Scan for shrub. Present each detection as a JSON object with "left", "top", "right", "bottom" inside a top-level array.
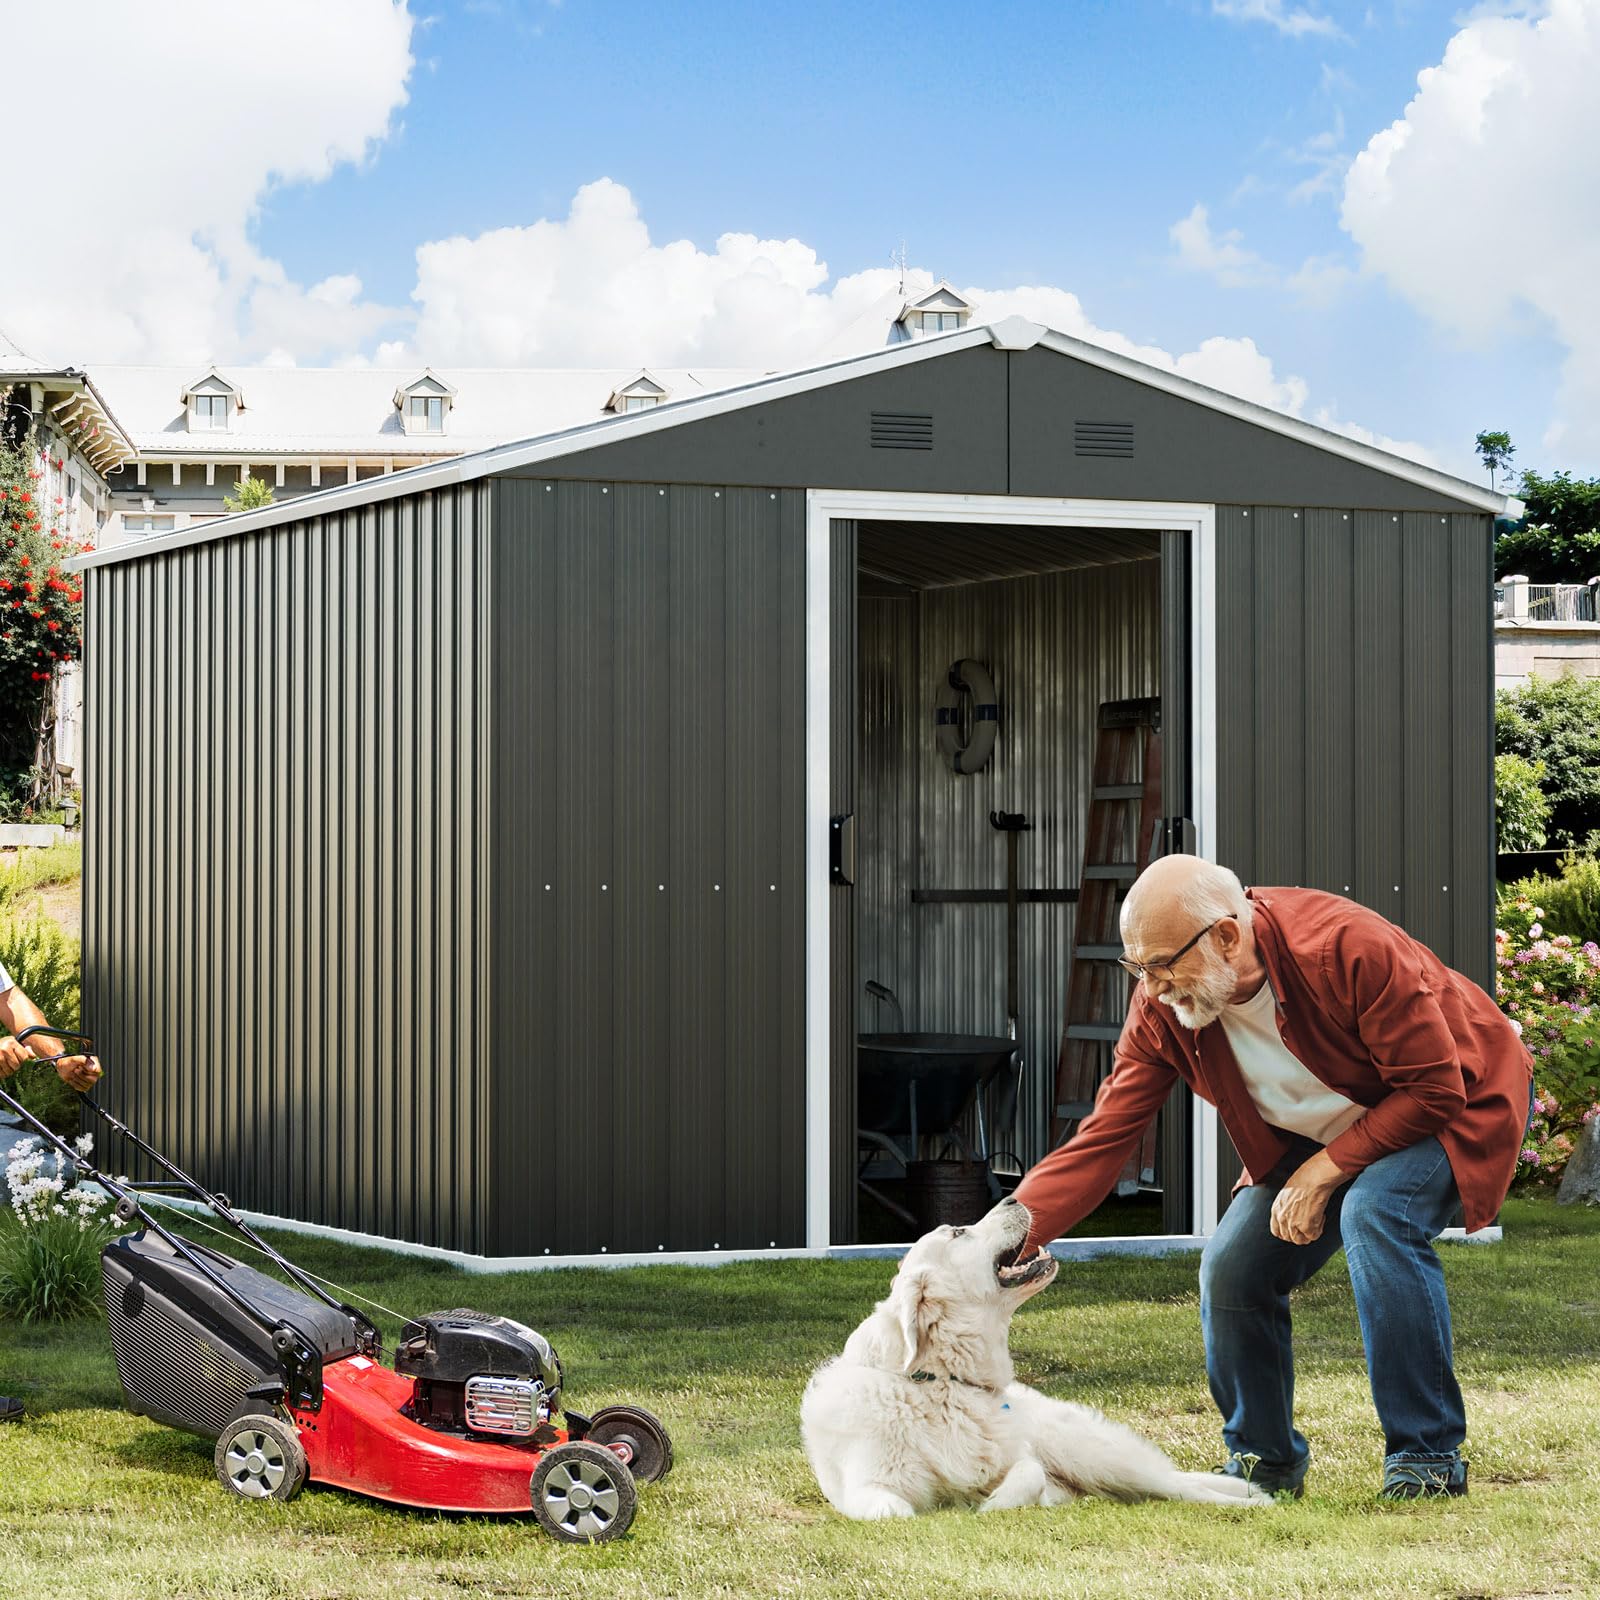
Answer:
[
  {"left": 1495, "top": 892, "right": 1600, "bottom": 1183},
  {"left": 1495, "top": 674, "right": 1600, "bottom": 849},
  {"left": 1496, "top": 753, "right": 1551, "bottom": 852},
  {"left": 0, "top": 1132, "right": 123, "bottom": 1322},
  {"left": 1501, "top": 854, "right": 1600, "bottom": 950},
  {"left": 0, "top": 912, "right": 82, "bottom": 1134}
]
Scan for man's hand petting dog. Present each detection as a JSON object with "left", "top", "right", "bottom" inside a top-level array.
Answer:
[{"left": 1269, "top": 1150, "right": 1349, "bottom": 1246}]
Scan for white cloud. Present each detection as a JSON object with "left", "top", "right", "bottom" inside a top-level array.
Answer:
[
  {"left": 1341, "top": 0, "right": 1600, "bottom": 456},
  {"left": 1287, "top": 254, "right": 1357, "bottom": 306},
  {"left": 1169, "top": 204, "right": 1280, "bottom": 287},
  {"left": 1213, "top": 0, "right": 1346, "bottom": 39},
  {"left": 0, "top": 0, "right": 415, "bottom": 367},
  {"left": 1311, "top": 407, "right": 1440, "bottom": 468}
]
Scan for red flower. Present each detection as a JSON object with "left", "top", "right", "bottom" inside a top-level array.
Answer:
[
  {"left": 19, "top": 492, "right": 30, "bottom": 504},
  {"left": 22, "top": 582, "right": 34, "bottom": 595},
  {"left": 46, "top": 621, "right": 60, "bottom": 631}
]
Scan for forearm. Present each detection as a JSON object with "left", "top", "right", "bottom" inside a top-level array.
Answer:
[{"left": 0, "top": 987, "right": 62, "bottom": 1057}]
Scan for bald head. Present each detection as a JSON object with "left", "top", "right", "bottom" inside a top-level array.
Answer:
[
  {"left": 1122, "top": 856, "right": 1251, "bottom": 944},
  {"left": 1119, "top": 858, "right": 1261, "bottom": 1029}
]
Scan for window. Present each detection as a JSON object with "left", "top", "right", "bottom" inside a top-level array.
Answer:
[
  {"left": 66, "top": 473, "right": 78, "bottom": 500},
  {"left": 922, "top": 311, "right": 962, "bottom": 333},
  {"left": 407, "top": 394, "right": 445, "bottom": 432},
  {"left": 125, "top": 514, "right": 176, "bottom": 537},
  {"left": 193, "top": 394, "right": 229, "bottom": 429},
  {"left": 621, "top": 394, "right": 659, "bottom": 413}
]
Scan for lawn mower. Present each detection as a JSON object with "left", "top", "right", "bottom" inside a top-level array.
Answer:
[{"left": 0, "top": 1028, "right": 672, "bottom": 1543}]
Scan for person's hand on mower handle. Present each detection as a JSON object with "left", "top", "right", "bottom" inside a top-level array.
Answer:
[{"left": 0, "top": 1033, "right": 101, "bottom": 1091}]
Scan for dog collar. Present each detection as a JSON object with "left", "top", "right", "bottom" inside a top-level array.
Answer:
[{"left": 908, "top": 1370, "right": 999, "bottom": 1394}]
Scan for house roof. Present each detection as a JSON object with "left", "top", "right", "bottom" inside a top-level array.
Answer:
[
  {"left": 90, "top": 362, "right": 769, "bottom": 460},
  {"left": 1, "top": 328, "right": 138, "bottom": 472},
  {"left": 72, "top": 316, "right": 1521, "bottom": 571}
]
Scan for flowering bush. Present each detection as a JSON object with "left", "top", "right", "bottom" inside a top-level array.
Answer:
[
  {"left": 0, "top": 421, "right": 90, "bottom": 801},
  {"left": 1495, "top": 892, "right": 1600, "bottom": 1183},
  {"left": 0, "top": 1132, "right": 125, "bottom": 1322}
]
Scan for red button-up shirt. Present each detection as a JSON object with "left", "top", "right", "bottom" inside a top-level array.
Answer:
[{"left": 1015, "top": 887, "right": 1534, "bottom": 1244}]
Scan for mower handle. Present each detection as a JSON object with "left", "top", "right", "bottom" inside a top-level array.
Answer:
[{"left": 13, "top": 1024, "right": 97, "bottom": 1057}]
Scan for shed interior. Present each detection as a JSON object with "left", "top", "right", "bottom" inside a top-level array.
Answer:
[{"left": 852, "top": 518, "right": 1173, "bottom": 1240}]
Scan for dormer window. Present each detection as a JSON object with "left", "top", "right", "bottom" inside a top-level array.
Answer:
[
  {"left": 182, "top": 368, "right": 241, "bottom": 433},
  {"left": 406, "top": 394, "right": 445, "bottom": 432},
  {"left": 606, "top": 371, "right": 671, "bottom": 415},
  {"left": 896, "top": 283, "right": 975, "bottom": 340},
  {"left": 394, "top": 370, "right": 457, "bottom": 436}
]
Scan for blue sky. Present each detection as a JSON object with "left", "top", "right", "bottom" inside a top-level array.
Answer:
[{"left": 6, "top": 0, "right": 1595, "bottom": 482}]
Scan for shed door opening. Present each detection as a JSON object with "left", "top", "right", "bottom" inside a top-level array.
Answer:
[{"left": 833, "top": 517, "right": 1194, "bottom": 1246}]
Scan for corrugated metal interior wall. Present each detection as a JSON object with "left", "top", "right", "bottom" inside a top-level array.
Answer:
[
  {"left": 855, "top": 538, "right": 1163, "bottom": 1175},
  {"left": 489, "top": 478, "right": 806, "bottom": 1257},
  {"left": 83, "top": 486, "right": 494, "bottom": 1252}
]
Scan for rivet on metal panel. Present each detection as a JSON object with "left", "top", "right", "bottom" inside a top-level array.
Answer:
[
  {"left": 1294, "top": 512, "right": 1300, "bottom": 519},
  {"left": 601, "top": 1246, "right": 607, "bottom": 1252},
  {"left": 602, "top": 884, "right": 608, "bottom": 891},
  {"left": 545, "top": 884, "right": 552, "bottom": 891},
  {"left": 659, "top": 489, "right": 665, "bottom": 496},
  {"left": 1394, "top": 885, "right": 1400, "bottom": 891},
  {"left": 1344, "top": 885, "right": 1351, "bottom": 891},
  {"left": 770, "top": 493, "right": 776, "bottom": 500},
  {"left": 714, "top": 1242, "right": 721, "bottom": 1248},
  {"left": 1243, "top": 511, "right": 1249, "bottom": 517},
  {"left": 658, "top": 1244, "right": 664, "bottom": 1250},
  {"left": 543, "top": 1247, "right": 550, "bottom": 1254},
  {"left": 714, "top": 491, "right": 721, "bottom": 498},
  {"left": 1441, "top": 518, "right": 1447, "bottom": 524},
  {"left": 658, "top": 883, "right": 665, "bottom": 891},
  {"left": 770, "top": 884, "right": 776, "bottom": 891},
  {"left": 1443, "top": 885, "right": 1449, "bottom": 891},
  {"left": 714, "top": 884, "right": 721, "bottom": 891},
  {"left": 1393, "top": 516, "right": 1399, "bottom": 522},
  {"left": 769, "top": 1240, "right": 775, "bottom": 1247},
  {"left": 602, "top": 487, "right": 609, "bottom": 494},
  {"left": 545, "top": 485, "right": 552, "bottom": 492}
]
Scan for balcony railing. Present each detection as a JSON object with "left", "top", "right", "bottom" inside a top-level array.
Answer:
[{"left": 1495, "top": 577, "right": 1599, "bottom": 622}]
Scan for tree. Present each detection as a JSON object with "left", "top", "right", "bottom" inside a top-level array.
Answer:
[
  {"left": 222, "top": 475, "right": 274, "bottom": 514},
  {"left": 1476, "top": 429, "right": 1516, "bottom": 490},
  {"left": 1496, "top": 673, "right": 1600, "bottom": 850},
  {"left": 0, "top": 419, "right": 90, "bottom": 812},
  {"left": 1494, "top": 467, "right": 1600, "bottom": 584}
]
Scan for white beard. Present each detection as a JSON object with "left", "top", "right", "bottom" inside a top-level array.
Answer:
[{"left": 1157, "top": 946, "right": 1239, "bottom": 1030}]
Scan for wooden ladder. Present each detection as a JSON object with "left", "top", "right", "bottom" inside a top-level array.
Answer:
[{"left": 1051, "top": 697, "right": 1164, "bottom": 1191}]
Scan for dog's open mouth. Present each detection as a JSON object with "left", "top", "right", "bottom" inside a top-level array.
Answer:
[{"left": 994, "top": 1241, "right": 1056, "bottom": 1288}]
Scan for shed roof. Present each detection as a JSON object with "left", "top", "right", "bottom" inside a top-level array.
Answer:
[{"left": 72, "top": 317, "right": 1519, "bottom": 571}]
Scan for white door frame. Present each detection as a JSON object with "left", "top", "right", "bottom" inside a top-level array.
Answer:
[{"left": 805, "top": 488, "right": 1221, "bottom": 1250}]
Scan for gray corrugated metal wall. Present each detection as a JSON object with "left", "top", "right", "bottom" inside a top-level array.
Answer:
[
  {"left": 489, "top": 478, "right": 806, "bottom": 1256},
  {"left": 1211, "top": 504, "right": 1495, "bottom": 1209},
  {"left": 856, "top": 556, "right": 1163, "bottom": 1172},
  {"left": 83, "top": 486, "right": 494, "bottom": 1251}
]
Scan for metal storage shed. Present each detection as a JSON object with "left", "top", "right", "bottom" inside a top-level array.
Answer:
[{"left": 73, "top": 317, "right": 1517, "bottom": 1264}]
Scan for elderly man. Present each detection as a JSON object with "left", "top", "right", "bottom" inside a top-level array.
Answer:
[
  {"left": 1, "top": 952, "right": 103, "bottom": 1422},
  {"left": 1013, "top": 856, "right": 1533, "bottom": 1501}
]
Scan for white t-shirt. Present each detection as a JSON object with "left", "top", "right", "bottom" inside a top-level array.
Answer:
[
  {"left": 0, "top": 956, "right": 10, "bottom": 994},
  {"left": 1217, "top": 979, "right": 1365, "bottom": 1146}
]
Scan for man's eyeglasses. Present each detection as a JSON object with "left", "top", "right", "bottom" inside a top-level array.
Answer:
[{"left": 1117, "top": 919, "right": 1226, "bottom": 982}]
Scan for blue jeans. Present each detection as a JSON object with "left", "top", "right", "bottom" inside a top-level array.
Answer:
[{"left": 1199, "top": 1135, "right": 1466, "bottom": 1474}]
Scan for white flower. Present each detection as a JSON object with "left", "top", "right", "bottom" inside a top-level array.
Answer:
[
  {"left": 1529, "top": 923, "right": 1544, "bottom": 939},
  {"left": 1509, "top": 1017, "right": 1524, "bottom": 1036},
  {"left": 74, "top": 1133, "right": 94, "bottom": 1158}
]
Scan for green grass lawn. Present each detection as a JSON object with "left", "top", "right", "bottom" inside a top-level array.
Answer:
[{"left": 2, "top": 1196, "right": 1598, "bottom": 1600}]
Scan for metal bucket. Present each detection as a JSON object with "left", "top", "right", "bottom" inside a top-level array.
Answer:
[{"left": 904, "top": 1158, "right": 991, "bottom": 1231}]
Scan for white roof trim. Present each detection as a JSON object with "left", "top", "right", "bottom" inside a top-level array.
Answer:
[
  {"left": 71, "top": 320, "right": 1516, "bottom": 571},
  {"left": 1027, "top": 325, "right": 1519, "bottom": 517},
  {"left": 182, "top": 367, "right": 242, "bottom": 406},
  {"left": 393, "top": 368, "right": 458, "bottom": 406}
]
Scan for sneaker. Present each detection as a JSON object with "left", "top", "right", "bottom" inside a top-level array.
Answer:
[
  {"left": 0, "top": 1397, "right": 23, "bottom": 1424},
  {"left": 1380, "top": 1458, "right": 1467, "bottom": 1500},
  {"left": 1215, "top": 1451, "right": 1308, "bottom": 1499}
]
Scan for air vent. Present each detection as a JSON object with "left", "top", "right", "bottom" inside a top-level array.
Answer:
[
  {"left": 870, "top": 411, "right": 933, "bottom": 450},
  {"left": 1074, "top": 420, "right": 1135, "bottom": 458}
]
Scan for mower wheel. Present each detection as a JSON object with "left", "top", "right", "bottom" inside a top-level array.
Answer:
[
  {"left": 530, "top": 1440, "right": 637, "bottom": 1543},
  {"left": 213, "top": 1413, "right": 307, "bottom": 1502},
  {"left": 587, "top": 1404, "right": 674, "bottom": 1484}
]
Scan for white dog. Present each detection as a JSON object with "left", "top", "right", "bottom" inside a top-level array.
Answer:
[{"left": 800, "top": 1196, "right": 1271, "bottom": 1518}]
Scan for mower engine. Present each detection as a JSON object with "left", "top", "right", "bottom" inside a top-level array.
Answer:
[{"left": 395, "top": 1309, "right": 563, "bottom": 1439}]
